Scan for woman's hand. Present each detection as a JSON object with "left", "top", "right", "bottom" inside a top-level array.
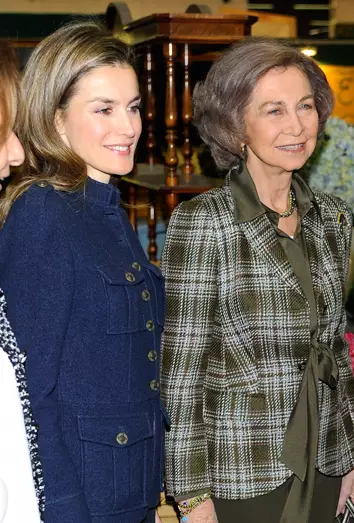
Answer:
[
  {"left": 336, "top": 469, "right": 354, "bottom": 515},
  {"left": 179, "top": 499, "right": 218, "bottom": 523},
  {"left": 155, "top": 511, "right": 162, "bottom": 523}
]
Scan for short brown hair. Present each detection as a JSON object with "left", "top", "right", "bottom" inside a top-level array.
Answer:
[
  {"left": 193, "top": 37, "right": 334, "bottom": 171},
  {"left": 0, "top": 41, "right": 20, "bottom": 145}
]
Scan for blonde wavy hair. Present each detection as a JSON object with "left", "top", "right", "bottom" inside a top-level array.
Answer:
[{"left": 0, "top": 19, "right": 135, "bottom": 224}]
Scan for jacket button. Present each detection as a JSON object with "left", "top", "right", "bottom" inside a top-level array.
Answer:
[
  {"left": 116, "top": 432, "right": 128, "bottom": 445},
  {"left": 132, "top": 262, "right": 141, "bottom": 271},
  {"left": 298, "top": 361, "right": 306, "bottom": 371},
  {"left": 149, "top": 380, "right": 159, "bottom": 391},
  {"left": 125, "top": 272, "right": 135, "bottom": 283},
  {"left": 148, "top": 350, "right": 157, "bottom": 362},
  {"left": 146, "top": 320, "right": 154, "bottom": 331},
  {"left": 35, "top": 180, "right": 48, "bottom": 188},
  {"left": 142, "top": 290, "right": 151, "bottom": 301}
]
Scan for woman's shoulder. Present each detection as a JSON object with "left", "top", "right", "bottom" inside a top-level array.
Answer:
[
  {"left": 0, "top": 183, "right": 76, "bottom": 248},
  {"left": 173, "top": 184, "right": 232, "bottom": 220},
  {"left": 6, "top": 182, "right": 75, "bottom": 227},
  {"left": 15, "top": 181, "right": 68, "bottom": 211}
]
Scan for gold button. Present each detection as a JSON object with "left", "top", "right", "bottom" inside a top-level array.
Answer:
[
  {"left": 142, "top": 289, "right": 151, "bottom": 301},
  {"left": 125, "top": 272, "right": 135, "bottom": 283},
  {"left": 148, "top": 350, "right": 157, "bottom": 362},
  {"left": 116, "top": 432, "right": 128, "bottom": 445},
  {"left": 132, "top": 262, "right": 141, "bottom": 271},
  {"left": 35, "top": 181, "right": 48, "bottom": 188},
  {"left": 149, "top": 380, "right": 159, "bottom": 391},
  {"left": 146, "top": 320, "right": 154, "bottom": 331}
]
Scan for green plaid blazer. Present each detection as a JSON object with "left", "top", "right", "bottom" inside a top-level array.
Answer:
[{"left": 161, "top": 170, "right": 354, "bottom": 501}]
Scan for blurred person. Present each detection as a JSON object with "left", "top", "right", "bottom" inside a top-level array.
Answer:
[{"left": 0, "top": 41, "right": 43, "bottom": 523}]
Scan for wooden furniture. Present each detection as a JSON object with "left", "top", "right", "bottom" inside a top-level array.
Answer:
[
  {"left": 120, "top": 163, "right": 223, "bottom": 262},
  {"left": 107, "top": 5, "right": 256, "bottom": 180},
  {"left": 220, "top": 6, "right": 297, "bottom": 38},
  {"left": 108, "top": 4, "right": 257, "bottom": 260}
]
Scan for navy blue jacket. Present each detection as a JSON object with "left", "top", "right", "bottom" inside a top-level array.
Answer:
[{"left": 0, "top": 178, "right": 167, "bottom": 523}]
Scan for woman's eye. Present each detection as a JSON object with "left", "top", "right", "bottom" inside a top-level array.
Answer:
[
  {"left": 299, "top": 103, "right": 313, "bottom": 110},
  {"left": 268, "top": 109, "right": 281, "bottom": 116},
  {"left": 96, "top": 107, "right": 112, "bottom": 115},
  {"left": 128, "top": 104, "right": 142, "bottom": 114}
]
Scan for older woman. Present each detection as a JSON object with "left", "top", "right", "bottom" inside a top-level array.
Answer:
[
  {"left": 0, "top": 42, "right": 43, "bottom": 522},
  {"left": 161, "top": 38, "right": 354, "bottom": 523}
]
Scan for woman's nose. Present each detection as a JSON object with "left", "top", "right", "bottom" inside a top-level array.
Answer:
[{"left": 7, "top": 132, "right": 25, "bottom": 167}]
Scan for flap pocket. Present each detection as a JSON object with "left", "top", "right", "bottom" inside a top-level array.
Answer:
[
  {"left": 78, "top": 414, "right": 153, "bottom": 448},
  {"left": 98, "top": 265, "right": 145, "bottom": 286},
  {"left": 98, "top": 264, "right": 149, "bottom": 333}
]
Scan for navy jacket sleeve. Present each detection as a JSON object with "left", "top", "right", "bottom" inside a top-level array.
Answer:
[{"left": 0, "top": 186, "right": 91, "bottom": 522}]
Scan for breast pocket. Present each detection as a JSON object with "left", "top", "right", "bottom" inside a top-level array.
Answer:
[
  {"left": 98, "top": 265, "right": 150, "bottom": 334},
  {"left": 78, "top": 414, "right": 153, "bottom": 516}
]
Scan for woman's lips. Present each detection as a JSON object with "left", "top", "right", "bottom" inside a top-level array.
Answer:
[{"left": 276, "top": 143, "right": 305, "bottom": 153}]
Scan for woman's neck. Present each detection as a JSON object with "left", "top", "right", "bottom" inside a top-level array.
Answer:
[{"left": 246, "top": 160, "right": 293, "bottom": 214}]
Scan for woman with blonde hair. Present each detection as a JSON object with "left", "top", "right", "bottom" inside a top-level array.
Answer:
[
  {"left": 0, "top": 41, "right": 43, "bottom": 522},
  {"left": 0, "top": 22, "right": 165, "bottom": 523}
]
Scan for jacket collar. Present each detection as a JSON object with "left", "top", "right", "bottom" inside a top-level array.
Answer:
[
  {"left": 228, "top": 162, "right": 317, "bottom": 225},
  {"left": 84, "top": 176, "right": 121, "bottom": 212}
]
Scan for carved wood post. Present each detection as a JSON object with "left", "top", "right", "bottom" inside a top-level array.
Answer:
[
  {"left": 182, "top": 43, "right": 194, "bottom": 175},
  {"left": 163, "top": 42, "right": 179, "bottom": 213},
  {"left": 144, "top": 46, "right": 156, "bottom": 165},
  {"left": 147, "top": 190, "right": 158, "bottom": 262}
]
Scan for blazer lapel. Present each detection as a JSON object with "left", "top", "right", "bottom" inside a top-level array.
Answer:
[
  {"left": 302, "top": 205, "right": 324, "bottom": 305},
  {"left": 240, "top": 214, "right": 305, "bottom": 297},
  {"left": 302, "top": 202, "right": 343, "bottom": 321}
]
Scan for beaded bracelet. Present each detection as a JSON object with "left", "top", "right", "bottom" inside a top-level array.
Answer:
[{"left": 178, "top": 492, "right": 211, "bottom": 522}]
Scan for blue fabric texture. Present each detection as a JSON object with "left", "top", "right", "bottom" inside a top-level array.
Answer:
[{"left": 0, "top": 178, "right": 167, "bottom": 523}]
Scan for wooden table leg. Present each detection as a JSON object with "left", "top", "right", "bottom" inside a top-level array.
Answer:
[
  {"left": 147, "top": 190, "right": 158, "bottom": 263},
  {"left": 163, "top": 42, "right": 179, "bottom": 187},
  {"left": 144, "top": 46, "right": 156, "bottom": 165},
  {"left": 166, "top": 190, "right": 179, "bottom": 217},
  {"left": 182, "top": 43, "right": 194, "bottom": 175}
]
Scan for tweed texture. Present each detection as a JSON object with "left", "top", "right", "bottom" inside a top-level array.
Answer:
[
  {"left": 0, "top": 291, "right": 45, "bottom": 519},
  {"left": 161, "top": 171, "right": 354, "bottom": 501}
]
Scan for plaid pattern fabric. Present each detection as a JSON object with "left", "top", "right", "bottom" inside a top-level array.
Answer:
[{"left": 160, "top": 172, "right": 354, "bottom": 500}]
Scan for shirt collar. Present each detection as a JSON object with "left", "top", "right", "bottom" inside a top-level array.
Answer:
[{"left": 229, "top": 162, "right": 316, "bottom": 225}]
